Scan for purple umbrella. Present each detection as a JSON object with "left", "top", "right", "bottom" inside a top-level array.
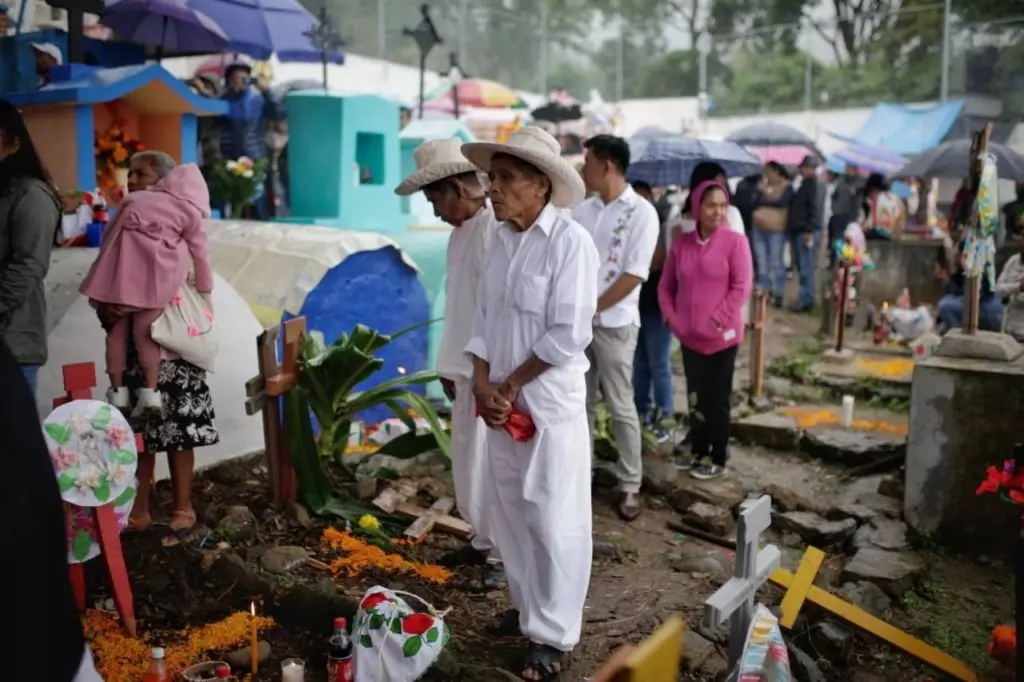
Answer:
[
  {"left": 183, "top": 0, "right": 343, "bottom": 63},
  {"left": 102, "top": 0, "right": 228, "bottom": 57}
]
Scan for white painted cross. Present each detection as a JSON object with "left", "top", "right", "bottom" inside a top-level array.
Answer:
[{"left": 702, "top": 495, "right": 782, "bottom": 676}]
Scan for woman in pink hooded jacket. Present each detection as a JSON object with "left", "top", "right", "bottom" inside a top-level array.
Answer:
[
  {"left": 80, "top": 162, "right": 213, "bottom": 414},
  {"left": 658, "top": 180, "right": 753, "bottom": 480}
]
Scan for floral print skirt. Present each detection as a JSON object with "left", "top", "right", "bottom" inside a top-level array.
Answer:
[{"left": 124, "top": 342, "right": 220, "bottom": 455}]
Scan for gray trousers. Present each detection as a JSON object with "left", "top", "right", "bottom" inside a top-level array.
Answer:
[{"left": 586, "top": 324, "right": 643, "bottom": 493}]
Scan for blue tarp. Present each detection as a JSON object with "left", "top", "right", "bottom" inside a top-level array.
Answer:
[{"left": 831, "top": 101, "right": 965, "bottom": 156}]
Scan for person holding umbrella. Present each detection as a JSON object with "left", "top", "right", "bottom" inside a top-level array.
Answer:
[{"left": 219, "top": 59, "right": 276, "bottom": 218}]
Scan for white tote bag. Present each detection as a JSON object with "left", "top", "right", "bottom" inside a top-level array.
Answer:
[{"left": 150, "top": 283, "right": 218, "bottom": 372}]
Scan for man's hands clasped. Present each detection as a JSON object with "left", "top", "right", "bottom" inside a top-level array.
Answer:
[{"left": 474, "top": 378, "right": 519, "bottom": 428}]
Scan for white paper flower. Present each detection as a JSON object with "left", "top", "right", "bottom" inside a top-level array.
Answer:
[
  {"left": 77, "top": 464, "right": 101, "bottom": 489},
  {"left": 243, "top": 169, "right": 254, "bottom": 178},
  {"left": 67, "top": 411, "right": 91, "bottom": 437}
]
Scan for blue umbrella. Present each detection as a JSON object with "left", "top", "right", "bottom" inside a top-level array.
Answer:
[
  {"left": 626, "top": 137, "right": 762, "bottom": 187},
  {"left": 183, "top": 0, "right": 342, "bottom": 62},
  {"left": 102, "top": 0, "right": 228, "bottom": 57}
]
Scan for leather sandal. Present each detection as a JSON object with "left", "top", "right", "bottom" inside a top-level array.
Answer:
[
  {"left": 521, "top": 642, "right": 565, "bottom": 681},
  {"left": 161, "top": 508, "right": 196, "bottom": 547}
]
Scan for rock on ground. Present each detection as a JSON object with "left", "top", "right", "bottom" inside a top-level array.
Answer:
[
  {"left": 681, "top": 502, "right": 735, "bottom": 536},
  {"left": 775, "top": 511, "right": 857, "bottom": 546},
  {"left": 836, "top": 581, "right": 892, "bottom": 618},
  {"left": 681, "top": 630, "right": 716, "bottom": 671},
  {"left": 217, "top": 505, "right": 257, "bottom": 541},
  {"left": 668, "top": 477, "right": 746, "bottom": 514},
  {"left": 801, "top": 428, "right": 906, "bottom": 465},
  {"left": 260, "top": 545, "right": 310, "bottom": 574},
  {"left": 732, "top": 412, "right": 801, "bottom": 450},
  {"left": 842, "top": 547, "right": 925, "bottom": 596},
  {"left": 852, "top": 518, "right": 909, "bottom": 551},
  {"left": 762, "top": 481, "right": 827, "bottom": 515},
  {"left": 641, "top": 456, "right": 679, "bottom": 495}
]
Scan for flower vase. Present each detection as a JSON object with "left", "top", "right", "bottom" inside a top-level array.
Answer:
[{"left": 113, "top": 167, "right": 129, "bottom": 191}]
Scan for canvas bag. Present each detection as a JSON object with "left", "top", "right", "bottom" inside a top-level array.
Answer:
[
  {"left": 353, "top": 586, "right": 449, "bottom": 682},
  {"left": 735, "top": 604, "right": 792, "bottom": 682},
  {"left": 150, "top": 282, "right": 217, "bottom": 372}
]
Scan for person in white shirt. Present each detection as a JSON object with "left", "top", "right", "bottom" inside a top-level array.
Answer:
[
  {"left": 573, "top": 135, "right": 660, "bottom": 521},
  {"left": 463, "top": 127, "right": 598, "bottom": 681},
  {"left": 393, "top": 139, "right": 503, "bottom": 586}
]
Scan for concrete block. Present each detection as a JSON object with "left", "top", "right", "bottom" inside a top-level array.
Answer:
[{"left": 935, "top": 329, "right": 1022, "bottom": 362}]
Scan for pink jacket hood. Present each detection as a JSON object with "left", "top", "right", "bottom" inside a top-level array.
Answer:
[
  {"left": 689, "top": 180, "right": 729, "bottom": 233},
  {"left": 150, "top": 163, "right": 211, "bottom": 218}
]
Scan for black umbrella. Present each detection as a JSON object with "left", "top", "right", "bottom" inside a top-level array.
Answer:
[
  {"left": 725, "top": 121, "right": 825, "bottom": 158},
  {"left": 898, "top": 139, "right": 1024, "bottom": 181},
  {"left": 531, "top": 101, "right": 583, "bottom": 124}
]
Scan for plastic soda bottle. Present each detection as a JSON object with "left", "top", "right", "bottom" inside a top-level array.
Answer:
[
  {"left": 326, "top": 616, "right": 354, "bottom": 681},
  {"left": 142, "top": 647, "right": 171, "bottom": 682}
]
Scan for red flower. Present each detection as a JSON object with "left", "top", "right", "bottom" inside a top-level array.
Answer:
[
  {"left": 401, "top": 613, "right": 434, "bottom": 636},
  {"left": 1010, "top": 490, "right": 1024, "bottom": 504},
  {"left": 361, "top": 592, "right": 389, "bottom": 611},
  {"left": 977, "top": 466, "right": 1001, "bottom": 495}
]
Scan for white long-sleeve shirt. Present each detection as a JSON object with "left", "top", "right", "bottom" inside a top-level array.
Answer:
[
  {"left": 572, "top": 185, "right": 660, "bottom": 328},
  {"left": 466, "top": 204, "right": 600, "bottom": 428},
  {"left": 436, "top": 203, "right": 496, "bottom": 381}
]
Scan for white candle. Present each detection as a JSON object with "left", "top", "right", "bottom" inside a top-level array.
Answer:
[
  {"left": 281, "top": 659, "right": 305, "bottom": 682},
  {"left": 841, "top": 395, "right": 855, "bottom": 428}
]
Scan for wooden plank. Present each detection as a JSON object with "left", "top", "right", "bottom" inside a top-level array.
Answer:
[
  {"left": 590, "top": 645, "right": 638, "bottom": 682},
  {"left": 622, "top": 617, "right": 685, "bottom": 682},
  {"left": 264, "top": 373, "right": 298, "bottom": 398},
  {"left": 256, "top": 326, "right": 282, "bottom": 504},
  {"left": 372, "top": 487, "right": 409, "bottom": 514},
  {"left": 394, "top": 502, "right": 472, "bottom": 539},
  {"left": 770, "top": 567, "right": 978, "bottom": 681},
  {"left": 245, "top": 374, "right": 266, "bottom": 397},
  {"left": 403, "top": 496, "right": 456, "bottom": 539},
  {"left": 778, "top": 546, "right": 824, "bottom": 628},
  {"left": 244, "top": 393, "right": 266, "bottom": 416}
]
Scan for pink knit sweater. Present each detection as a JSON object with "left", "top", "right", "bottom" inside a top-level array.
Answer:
[{"left": 80, "top": 164, "right": 213, "bottom": 309}]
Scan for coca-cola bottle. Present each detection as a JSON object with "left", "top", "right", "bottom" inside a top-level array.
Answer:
[{"left": 326, "top": 617, "right": 353, "bottom": 682}]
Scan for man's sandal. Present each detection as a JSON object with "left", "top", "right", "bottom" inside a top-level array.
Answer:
[
  {"left": 486, "top": 608, "right": 523, "bottom": 638},
  {"left": 521, "top": 643, "right": 565, "bottom": 681},
  {"left": 161, "top": 509, "right": 196, "bottom": 547}
]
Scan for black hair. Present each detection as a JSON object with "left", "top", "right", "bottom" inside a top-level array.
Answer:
[
  {"left": 764, "top": 161, "right": 790, "bottom": 180},
  {"left": 865, "top": 173, "right": 888, "bottom": 195},
  {"left": 681, "top": 161, "right": 727, "bottom": 216},
  {"left": 0, "top": 99, "right": 52, "bottom": 192},
  {"left": 423, "top": 171, "right": 482, "bottom": 195},
  {"left": 631, "top": 180, "right": 652, "bottom": 195},
  {"left": 584, "top": 134, "right": 630, "bottom": 176}
]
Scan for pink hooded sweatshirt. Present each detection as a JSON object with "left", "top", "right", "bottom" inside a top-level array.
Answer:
[
  {"left": 658, "top": 180, "right": 753, "bottom": 355},
  {"left": 80, "top": 163, "right": 213, "bottom": 310}
]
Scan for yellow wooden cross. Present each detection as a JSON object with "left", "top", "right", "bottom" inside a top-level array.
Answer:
[{"left": 590, "top": 617, "right": 685, "bottom": 682}]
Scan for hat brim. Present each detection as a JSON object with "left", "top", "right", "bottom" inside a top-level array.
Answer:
[
  {"left": 394, "top": 161, "right": 480, "bottom": 196},
  {"left": 461, "top": 142, "right": 584, "bottom": 208}
]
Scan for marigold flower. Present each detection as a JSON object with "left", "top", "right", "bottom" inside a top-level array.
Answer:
[{"left": 358, "top": 514, "right": 381, "bottom": 532}]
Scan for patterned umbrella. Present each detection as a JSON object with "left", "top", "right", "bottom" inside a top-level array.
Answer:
[
  {"left": 725, "top": 121, "right": 825, "bottom": 159},
  {"left": 423, "top": 78, "right": 528, "bottom": 111},
  {"left": 626, "top": 137, "right": 762, "bottom": 186}
]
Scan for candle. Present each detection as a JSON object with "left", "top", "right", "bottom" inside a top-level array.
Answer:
[
  {"left": 250, "top": 602, "right": 259, "bottom": 675},
  {"left": 281, "top": 658, "right": 305, "bottom": 682},
  {"left": 841, "top": 395, "right": 855, "bottom": 428}
]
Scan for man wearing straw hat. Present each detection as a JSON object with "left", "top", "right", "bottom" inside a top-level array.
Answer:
[
  {"left": 394, "top": 139, "right": 505, "bottom": 588},
  {"left": 463, "top": 127, "right": 599, "bottom": 681}
]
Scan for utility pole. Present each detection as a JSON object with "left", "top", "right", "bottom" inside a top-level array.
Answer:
[
  {"left": 615, "top": 11, "right": 624, "bottom": 101},
  {"left": 538, "top": 0, "right": 549, "bottom": 95},
  {"left": 803, "top": 51, "right": 812, "bottom": 110},
  {"left": 377, "top": 0, "right": 385, "bottom": 60},
  {"left": 457, "top": 0, "right": 467, "bottom": 67},
  {"left": 939, "top": 0, "right": 952, "bottom": 100}
]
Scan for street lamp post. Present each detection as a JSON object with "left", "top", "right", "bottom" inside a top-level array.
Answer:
[
  {"left": 404, "top": 4, "right": 442, "bottom": 119},
  {"left": 447, "top": 52, "right": 464, "bottom": 119},
  {"left": 304, "top": 6, "right": 345, "bottom": 90}
]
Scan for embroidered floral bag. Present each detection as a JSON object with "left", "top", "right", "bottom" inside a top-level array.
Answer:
[
  {"left": 150, "top": 282, "right": 217, "bottom": 372},
  {"left": 353, "top": 586, "right": 449, "bottom": 682}
]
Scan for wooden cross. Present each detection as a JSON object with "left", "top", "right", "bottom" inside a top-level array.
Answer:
[
  {"left": 44, "top": 0, "right": 103, "bottom": 64},
  {"left": 244, "top": 317, "right": 306, "bottom": 505},
  {"left": 747, "top": 291, "right": 768, "bottom": 403},
  {"left": 702, "top": 494, "right": 781, "bottom": 673},
  {"left": 834, "top": 265, "right": 851, "bottom": 353},
  {"left": 961, "top": 123, "right": 994, "bottom": 336}
]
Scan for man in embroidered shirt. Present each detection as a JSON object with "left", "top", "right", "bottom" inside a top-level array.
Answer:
[
  {"left": 574, "top": 135, "right": 660, "bottom": 521},
  {"left": 394, "top": 139, "right": 504, "bottom": 588},
  {"left": 463, "top": 127, "right": 598, "bottom": 680}
]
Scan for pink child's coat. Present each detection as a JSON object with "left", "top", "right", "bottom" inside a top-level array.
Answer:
[
  {"left": 658, "top": 181, "right": 754, "bottom": 355},
  {"left": 80, "top": 163, "right": 214, "bottom": 309}
]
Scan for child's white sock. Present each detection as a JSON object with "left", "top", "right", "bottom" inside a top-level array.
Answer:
[
  {"left": 106, "top": 387, "right": 130, "bottom": 409},
  {"left": 132, "top": 388, "right": 163, "bottom": 417}
]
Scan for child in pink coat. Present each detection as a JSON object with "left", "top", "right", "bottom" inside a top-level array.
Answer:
[{"left": 80, "top": 163, "right": 213, "bottom": 413}]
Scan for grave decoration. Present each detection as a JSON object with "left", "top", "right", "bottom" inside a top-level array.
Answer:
[{"left": 352, "top": 586, "right": 449, "bottom": 681}]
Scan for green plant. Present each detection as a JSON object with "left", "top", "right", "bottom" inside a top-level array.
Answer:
[{"left": 208, "top": 156, "right": 268, "bottom": 215}]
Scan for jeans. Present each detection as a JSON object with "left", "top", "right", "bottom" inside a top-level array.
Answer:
[
  {"left": 20, "top": 364, "right": 39, "bottom": 396},
  {"left": 681, "top": 344, "right": 738, "bottom": 467},
  {"left": 936, "top": 294, "right": 1004, "bottom": 332},
  {"left": 752, "top": 228, "right": 787, "bottom": 299},
  {"left": 790, "top": 232, "right": 817, "bottom": 309},
  {"left": 633, "top": 310, "right": 674, "bottom": 423}
]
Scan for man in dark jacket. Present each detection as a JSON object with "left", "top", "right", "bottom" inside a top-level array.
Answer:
[
  {"left": 787, "top": 155, "right": 825, "bottom": 313},
  {"left": 0, "top": 339, "right": 99, "bottom": 680},
  {"left": 828, "top": 163, "right": 864, "bottom": 263},
  {"left": 219, "top": 61, "right": 276, "bottom": 218}
]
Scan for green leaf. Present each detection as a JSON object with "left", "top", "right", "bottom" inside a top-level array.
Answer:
[
  {"left": 91, "top": 404, "right": 112, "bottom": 430},
  {"left": 359, "top": 634, "right": 373, "bottom": 648},
  {"left": 402, "top": 635, "right": 422, "bottom": 657},
  {"left": 375, "top": 430, "right": 448, "bottom": 460},
  {"left": 425, "top": 626, "right": 439, "bottom": 643},
  {"left": 384, "top": 399, "right": 417, "bottom": 432},
  {"left": 390, "top": 617, "right": 403, "bottom": 634},
  {"left": 57, "top": 470, "right": 78, "bottom": 493},
  {"left": 111, "top": 449, "right": 137, "bottom": 466},
  {"left": 45, "top": 423, "right": 71, "bottom": 445},
  {"left": 72, "top": 529, "right": 93, "bottom": 561},
  {"left": 112, "top": 485, "right": 136, "bottom": 507},
  {"left": 441, "top": 624, "right": 450, "bottom": 646},
  {"left": 402, "top": 392, "right": 452, "bottom": 459},
  {"left": 93, "top": 477, "right": 111, "bottom": 503},
  {"left": 284, "top": 388, "right": 334, "bottom": 513},
  {"left": 369, "top": 613, "right": 385, "bottom": 630}
]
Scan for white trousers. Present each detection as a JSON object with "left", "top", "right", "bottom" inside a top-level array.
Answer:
[
  {"left": 486, "top": 414, "right": 593, "bottom": 651},
  {"left": 73, "top": 647, "right": 104, "bottom": 681},
  {"left": 451, "top": 377, "right": 498, "bottom": 559}
]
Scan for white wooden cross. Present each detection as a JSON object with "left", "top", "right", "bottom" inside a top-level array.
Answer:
[{"left": 702, "top": 495, "right": 782, "bottom": 676}]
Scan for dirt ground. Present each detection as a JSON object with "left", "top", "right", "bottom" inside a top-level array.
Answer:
[{"left": 89, "top": 305, "right": 1012, "bottom": 681}]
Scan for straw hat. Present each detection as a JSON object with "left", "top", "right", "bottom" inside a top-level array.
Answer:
[
  {"left": 462, "top": 126, "right": 585, "bottom": 208},
  {"left": 394, "top": 139, "right": 479, "bottom": 196}
]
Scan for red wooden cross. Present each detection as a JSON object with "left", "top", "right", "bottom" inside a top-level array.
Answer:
[{"left": 54, "top": 362, "right": 137, "bottom": 637}]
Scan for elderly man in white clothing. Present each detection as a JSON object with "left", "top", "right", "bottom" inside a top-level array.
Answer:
[
  {"left": 574, "top": 134, "right": 660, "bottom": 521},
  {"left": 463, "top": 127, "right": 598, "bottom": 681},
  {"left": 393, "top": 139, "right": 504, "bottom": 587}
]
